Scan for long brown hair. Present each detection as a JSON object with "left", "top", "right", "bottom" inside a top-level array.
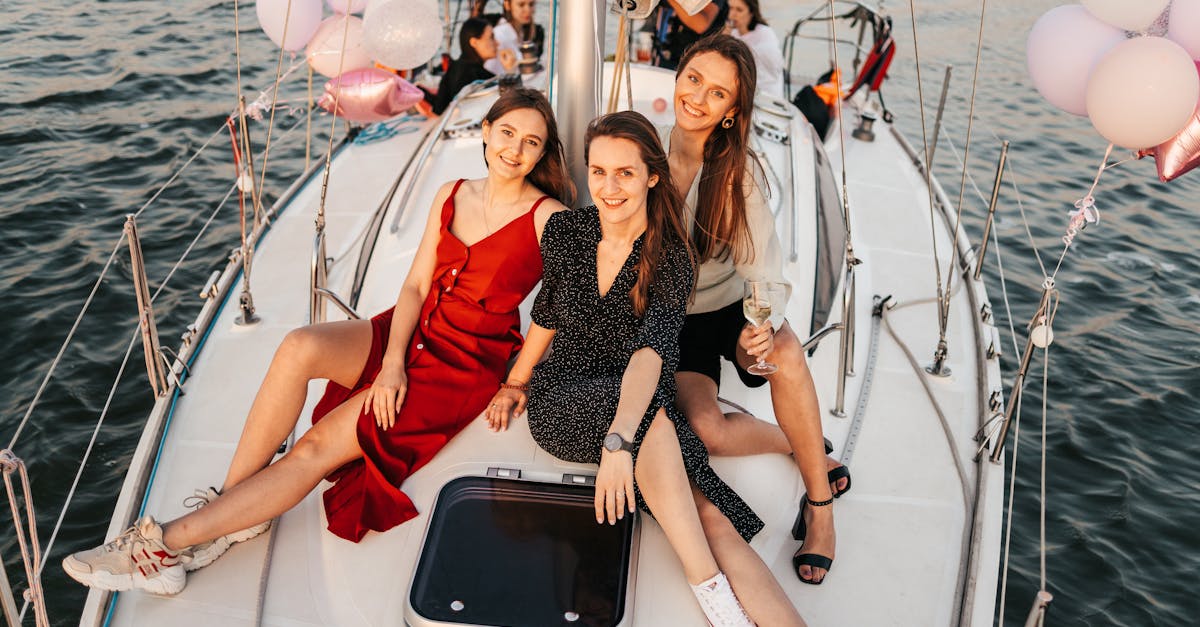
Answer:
[
  {"left": 585, "top": 111, "right": 696, "bottom": 317},
  {"left": 482, "top": 88, "right": 576, "bottom": 205},
  {"left": 675, "top": 34, "right": 761, "bottom": 265}
]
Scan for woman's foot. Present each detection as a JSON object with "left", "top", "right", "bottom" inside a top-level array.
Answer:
[
  {"left": 62, "top": 516, "right": 189, "bottom": 595},
  {"left": 791, "top": 496, "right": 836, "bottom": 585},
  {"left": 826, "top": 457, "right": 851, "bottom": 498},
  {"left": 183, "top": 487, "right": 273, "bottom": 571},
  {"left": 691, "top": 572, "right": 755, "bottom": 626}
]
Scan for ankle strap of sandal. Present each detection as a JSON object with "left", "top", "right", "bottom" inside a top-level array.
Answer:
[{"left": 808, "top": 496, "right": 834, "bottom": 507}]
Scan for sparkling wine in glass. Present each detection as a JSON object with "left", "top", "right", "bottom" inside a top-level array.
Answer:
[{"left": 743, "top": 281, "right": 780, "bottom": 375}]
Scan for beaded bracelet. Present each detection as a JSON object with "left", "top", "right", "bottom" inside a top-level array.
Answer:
[{"left": 500, "top": 381, "right": 529, "bottom": 392}]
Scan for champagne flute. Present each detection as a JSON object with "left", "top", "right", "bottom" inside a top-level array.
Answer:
[{"left": 743, "top": 281, "right": 781, "bottom": 375}]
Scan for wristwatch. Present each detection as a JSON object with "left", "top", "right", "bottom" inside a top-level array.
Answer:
[{"left": 603, "top": 432, "right": 634, "bottom": 454}]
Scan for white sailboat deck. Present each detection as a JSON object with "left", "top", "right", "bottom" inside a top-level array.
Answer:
[{"left": 84, "top": 58, "right": 1003, "bottom": 627}]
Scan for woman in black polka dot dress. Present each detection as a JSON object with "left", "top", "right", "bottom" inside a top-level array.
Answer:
[{"left": 486, "top": 112, "right": 794, "bottom": 626}]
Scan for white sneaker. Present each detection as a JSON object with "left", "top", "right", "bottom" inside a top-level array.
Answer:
[
  {"left": 183, "top": 487, "right": 272, "bottom": 571},
  {"left": 691, "top": 572, "right": 755, "bottom": 627},
  {"left": 62, "top": 516, "right": 189, "bottom": 596}
]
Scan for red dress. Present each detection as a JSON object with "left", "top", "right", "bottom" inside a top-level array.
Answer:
[{"left": 311, "top": 179, "right": 548, "bottom": 541}]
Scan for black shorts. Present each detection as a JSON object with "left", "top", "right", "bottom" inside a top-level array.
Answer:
[{"left": 677, "top": 300, "right": 768, "bottom": 389}]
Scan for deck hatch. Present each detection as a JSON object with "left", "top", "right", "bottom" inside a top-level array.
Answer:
[{"left": 409, "top": 476, "right": 634, "bottom": 626}]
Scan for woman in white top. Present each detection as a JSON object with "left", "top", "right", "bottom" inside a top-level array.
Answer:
[
  {"left": 666, "top": 34, "right": 846, "bottom": 587},
  {"left": 485, "top": 0, "right": 545, "bottom": 75},
  {"left": 726, "top": 0, "right": 785, "bottom": 99}
]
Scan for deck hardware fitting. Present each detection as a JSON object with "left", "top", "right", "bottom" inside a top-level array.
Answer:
[
  {"left": 125, "top": 216, "right": 169, "bottom": 397},
  {"left": 486, "top": 467, "right": 522, "bottom": 479},
  {"left": 989, "top": 286, "right": 1056, "bottom": 464},
  {"left": 974, "top": 141, "right": 1009, "bottom": 281},
  {"left": 561, "top": 474, "right": 595, "bottom": 486}
]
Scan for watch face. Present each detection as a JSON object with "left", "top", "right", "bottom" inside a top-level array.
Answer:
[{"left": 603, "top": 433, "right": 621, "bottom": 451}]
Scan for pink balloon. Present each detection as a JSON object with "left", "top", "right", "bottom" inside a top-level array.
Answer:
[
  {"left": 1086, "top": 37, "right": 1200, "bottom": 149},
  {"left": 318, "top": 68, "right": 424, "bottom": 123},
  {"left": 307, "top": 16, "right": 373, "bottom": 78},
  {"left": 1026, "top": 5, "right": 1125, "bottom": 117},
  {"left": 326, "top": 0, "right": 369, "bottom": 14},
  {"left": 1168, "top": 0, "right": 1200, "bottom": 59},
  {"left": 256, "top": 0, "right": 323, "bottom": 51},
  {"left": 1138, "top": 62, "right": 1200, "bottom": 182}
]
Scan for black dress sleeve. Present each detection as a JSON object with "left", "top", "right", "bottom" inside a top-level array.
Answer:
[
  {"left": 531, "top": 210, "right": 568, "bottom": 329},
  {"left": 627, "top": 241, "right": 694, "bottom": 372}
]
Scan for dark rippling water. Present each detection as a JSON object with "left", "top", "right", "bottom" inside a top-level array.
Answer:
[{"left": 1, "top": 1, "right": 1197, "bottom": 625}]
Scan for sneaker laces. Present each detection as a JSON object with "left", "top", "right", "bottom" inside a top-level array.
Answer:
[
  {"left": 101, "top": 525, "right": 142, "bottom": 552},
  {"left": 183, "top": 488, "right": 217, "bottom": 510}
]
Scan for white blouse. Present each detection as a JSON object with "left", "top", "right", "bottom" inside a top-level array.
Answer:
[{"left": 732, "top": 24, "right": 785, "bottom": 99}]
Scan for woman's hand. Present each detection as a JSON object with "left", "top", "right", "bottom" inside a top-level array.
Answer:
[
  {"left": 595, "top": 449, "right": 636, "bottom": 525},
  {"left": 498, "top": 49, "right": 517, "bottom": 73},
  {"left": 739, "top": 320, "right": 775, "bottom": 361},
  {"left": 485, "top": 386, "right": 527, "bottom": 432},
  {"left": 364, "top": 361, "right": 407, "bottom": 430}
]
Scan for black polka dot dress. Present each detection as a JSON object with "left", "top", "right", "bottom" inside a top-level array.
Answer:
[{"left": 526, "top": 207, "right": 764, "bottom": 542}]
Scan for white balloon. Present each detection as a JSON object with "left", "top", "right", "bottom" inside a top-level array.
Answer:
[
  {"left": 1087, "top": 37, "right": 1200, "bottom": 149},
  {"left": 1169, "top": 0, "right": 1200, "bottom": 60},
  {"left": 1026, "top": 5, "right": 1125, "bottom": 116},
  {"left": 326, "top": 0, "right": 369, "bottom": 15},
  {"left": 1082, "top": 0, "right": 1170, "bottom": 32},
  {"left": 363, "top": 0, "right": 443, "bottom": 71},
  {"left": 307, "top": 16, "right": 374, "bottom": 78},
  {"left": 256, "top": 0, "right": 324, "bottom": 51}
]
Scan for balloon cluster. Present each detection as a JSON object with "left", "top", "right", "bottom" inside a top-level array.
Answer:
[
  {"left": 1027, "top": 1, "right": 1200, "bottom": 181},
  {"left": 255, "top": 0, "right": 442, "bottom": 123}
]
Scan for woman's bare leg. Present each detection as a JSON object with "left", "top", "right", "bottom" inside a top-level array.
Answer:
[
  {"left": 676, "top": 373, "right": 791, "bottom": 456},
  {"left": 634, "top": 409, "right": 719, "bottom": 585},
  {"left": 676, "top": 373, "right": 849, "bottom": 495},
  {"left": 162, "top": 390, "right": 368, "bottom": 550},
  {"left": 222, "top": 320, "right": 373, "bottom": 489},
  {"left": 694, "top": 489, "right": 806, "bottom": 627},
  {"left": 737, "top": 322, "right": 835, "bottom": 582}
]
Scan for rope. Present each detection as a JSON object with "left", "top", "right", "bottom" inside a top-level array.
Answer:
[
  {"left": 254, "top": 0, "right": 312, "bottom": 221},
  {"left": 904, "top": 0, "right": 949, "bottom": 342},
  {"left": 880, "top": 308, "right": 972, "bottom": 511},
  {"left": 1, "top": 452, "right": 50, "bottom": 627}
]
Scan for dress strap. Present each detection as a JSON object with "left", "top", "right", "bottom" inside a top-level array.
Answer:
[
  {"left": 441, "top": 179, "right": 468, "bottom": 228},
  {"left": 526, "top": 194, "right": 551, "bottom": 215}
]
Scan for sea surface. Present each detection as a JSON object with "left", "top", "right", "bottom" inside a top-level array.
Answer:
[{"left": 1, "top": 1, "right": 1198, "bottom": 625}]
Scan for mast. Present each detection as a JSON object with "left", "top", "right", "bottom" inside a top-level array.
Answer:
[{"left": 557, "top": 0, "right": 605, "bottom": 204}]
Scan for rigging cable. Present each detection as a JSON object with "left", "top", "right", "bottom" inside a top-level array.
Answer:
[
  {"left": 903, "top": 0, "right": 949, "bottom": 347},
  {"left": 938, "top": 0, "right": 990, "bottom": 341}
]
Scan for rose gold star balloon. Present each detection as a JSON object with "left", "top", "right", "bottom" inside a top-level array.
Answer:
[
  {"left": 1138, "top": 62, "right": 1200, "bottom": 182},
  {"left": 319, "top": 68, "right": 424, "bottom": 123}
]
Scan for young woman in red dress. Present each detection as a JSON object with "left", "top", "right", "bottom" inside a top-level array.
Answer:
[{"left": 62, "top": 88, "right": 573, "bottom": 596}]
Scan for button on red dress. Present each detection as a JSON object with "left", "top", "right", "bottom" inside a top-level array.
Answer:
[{"left": 311, "top": 179, "right": 548, "bottom": 542}]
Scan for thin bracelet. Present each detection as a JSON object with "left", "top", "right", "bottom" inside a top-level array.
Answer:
[{"left": 500, "top": 381, "right": 529, "bottom": 392}]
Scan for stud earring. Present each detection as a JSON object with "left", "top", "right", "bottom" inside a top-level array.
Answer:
[{"left": 721, "top": 116, "right": 735, "bottom": 129}]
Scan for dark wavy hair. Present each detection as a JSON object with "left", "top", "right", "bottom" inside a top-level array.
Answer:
[
  {"left": 458, "top": 17, "right": 492, "bottom": 64},
  {"left": 482, "top": 88, "right": 575, "bottom": 205},
  {"left": 584, "top": 111, "right": 696, "bottom": 317},
  {"left": 675, "top": 34, "right": 762, "bottom": 265}
]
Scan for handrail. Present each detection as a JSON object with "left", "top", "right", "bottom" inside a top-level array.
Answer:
[{"left": 388, "top": 79, "right": 497, "bottom": 235}]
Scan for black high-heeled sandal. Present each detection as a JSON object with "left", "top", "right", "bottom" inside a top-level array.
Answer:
[
  {"left": 791, "top": 495, "right": 835, "bottom": 585},
  {"left": 823, "top": 438, "right": 852, "bottom": 498}
]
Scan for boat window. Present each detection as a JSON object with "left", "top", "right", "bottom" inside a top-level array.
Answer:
[
  {"left": 410, "top": 476, "right": 634, "bottom": 627},
  {"left": 811, "top": 129, "right": 846, "bottom": 335}
]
